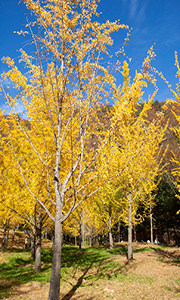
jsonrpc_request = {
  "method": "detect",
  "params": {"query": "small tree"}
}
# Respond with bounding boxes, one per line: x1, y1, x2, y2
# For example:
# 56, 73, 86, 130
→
110, 58, 167, 260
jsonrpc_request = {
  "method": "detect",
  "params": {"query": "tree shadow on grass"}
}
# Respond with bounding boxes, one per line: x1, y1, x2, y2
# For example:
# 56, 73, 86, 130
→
61, 264, 93, 300
1, 244, 155, 299
151, 247, 180, 266
0, 246, 111, 299
0, 250, 53, 299
0, 280, 20, 300
109, 245, 128, 255
152, 247, 178, 259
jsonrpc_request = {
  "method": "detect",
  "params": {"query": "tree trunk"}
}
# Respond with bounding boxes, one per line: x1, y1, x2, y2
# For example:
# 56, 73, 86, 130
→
109, 229, 114, 250
35, 222, 42, 273
1, 227, 6, 252
98, 234, 101, 246
82, 220, 85, 247
52, 233, 55, 250
159, 225, 162, 243
150, 204, 153, 244
30, 233, 35, 260
75, 233, 77, 247
6, 228, 9, 245
90, 235, 92, 247
48, 218, 63, 300
79, 221, 82, 253
167, 227, 170, 244
118, 222, 121, 243
128, 191, 133, 260
45, 231, 47, 243
12, 226, 15, 242
102, 229, 105, 245
173, 227, 177, 244
109, 218, 114, 250
134, 225, 136, 242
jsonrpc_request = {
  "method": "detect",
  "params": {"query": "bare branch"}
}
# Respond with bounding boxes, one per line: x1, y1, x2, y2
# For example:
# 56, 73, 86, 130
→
62, 154, 81, 191
40, 122, 56, 206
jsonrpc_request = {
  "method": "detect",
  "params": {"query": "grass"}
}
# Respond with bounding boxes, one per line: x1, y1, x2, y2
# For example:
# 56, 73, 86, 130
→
0, 249, 53, 283
156, 257, 165, 262
0, 244, 172, 285
0, 243, 179, 299
116, 274, 155, 283
0, 245, 132, 298
173, 255, 180, 264
0, 249, 53, 299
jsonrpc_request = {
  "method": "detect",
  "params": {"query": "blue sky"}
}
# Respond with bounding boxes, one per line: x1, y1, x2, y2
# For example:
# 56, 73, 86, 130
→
0, 0, 180, 113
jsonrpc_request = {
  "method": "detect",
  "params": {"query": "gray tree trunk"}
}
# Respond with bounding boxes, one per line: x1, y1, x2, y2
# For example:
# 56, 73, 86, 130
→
79, 221, 82, 253
45, 231, 47, 243
12, 226, 15, 242
167, 227, 170, 244
109, 229, 114, 250
128, 191, 133, 260
52, 233, 54, 250
102, 229, 105, 245
82, 220, 85, 247
90, 235, 92, 247
150, 204, 153, 244
134, 225, 136, 242
6, 228, 9, 245
1, 227, 6, 252
35, 222, 42, 273
118, 222, 121, 243
75, 231, 77, 247
48, 218, 63, 300
30, 233, 35, 260
109, 218, 114, 250
173, 227, 177, 244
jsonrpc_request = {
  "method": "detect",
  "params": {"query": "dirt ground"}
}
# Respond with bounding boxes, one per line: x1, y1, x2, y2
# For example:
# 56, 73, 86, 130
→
1, 229, 180, 300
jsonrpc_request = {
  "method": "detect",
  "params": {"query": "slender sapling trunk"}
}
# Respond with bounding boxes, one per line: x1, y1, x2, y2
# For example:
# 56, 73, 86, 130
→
128, 191, 133, 260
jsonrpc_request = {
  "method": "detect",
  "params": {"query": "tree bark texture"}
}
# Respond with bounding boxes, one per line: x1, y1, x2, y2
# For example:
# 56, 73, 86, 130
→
1, 227, 6, 252
150, 204, 153, 244
134, 225, 136, 242
30, 233, 35, 260
12, 226, 15, 242
109, 218, 114, 250
75, 226, 77, 247
167, 227, 170, 244
6, 229, 9, 245
118, 222, 121, 243
82, 221, 85, 247
48, 218, 63, 300
79, 221, 82, 253
45, 231, 47, 243
128, 192, 133, 260
35, 221, 42, 273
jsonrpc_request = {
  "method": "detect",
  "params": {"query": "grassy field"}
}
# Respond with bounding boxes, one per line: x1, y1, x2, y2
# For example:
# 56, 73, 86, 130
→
0, 230, 180, 299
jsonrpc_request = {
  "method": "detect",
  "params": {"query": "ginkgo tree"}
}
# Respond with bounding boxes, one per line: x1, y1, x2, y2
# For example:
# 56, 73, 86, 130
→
110, 57, 167, 259
0, 112, 54, 271
0, 0, 131, 299
82, 57, 166, 255
168, 52, 180, 210
94, 182, 120, 250
0, 115, 26, 251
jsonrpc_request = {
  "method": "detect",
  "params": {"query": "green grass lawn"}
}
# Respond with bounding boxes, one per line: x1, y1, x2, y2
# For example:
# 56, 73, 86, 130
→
0, 244, 177, 299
